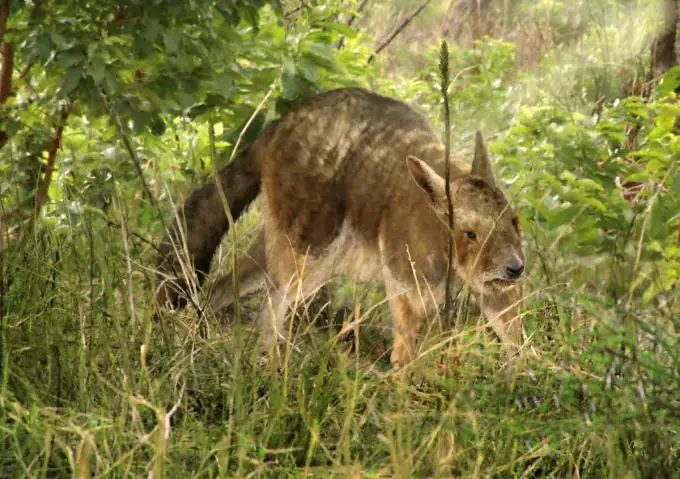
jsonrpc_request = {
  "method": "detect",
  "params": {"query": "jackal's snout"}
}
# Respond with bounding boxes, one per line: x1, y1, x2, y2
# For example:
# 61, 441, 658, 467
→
505, 254, 524, 280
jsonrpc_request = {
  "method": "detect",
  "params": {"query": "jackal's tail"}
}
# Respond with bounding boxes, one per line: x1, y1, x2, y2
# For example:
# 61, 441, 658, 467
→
155, 147, 261, 310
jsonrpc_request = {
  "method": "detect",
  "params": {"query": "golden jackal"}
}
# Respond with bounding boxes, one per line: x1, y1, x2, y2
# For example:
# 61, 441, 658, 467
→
157, 87, 525, 367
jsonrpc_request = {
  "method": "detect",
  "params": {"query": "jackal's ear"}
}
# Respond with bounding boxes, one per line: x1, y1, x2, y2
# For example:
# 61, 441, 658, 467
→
406, 155, 447, 206
471, 131, 496, 187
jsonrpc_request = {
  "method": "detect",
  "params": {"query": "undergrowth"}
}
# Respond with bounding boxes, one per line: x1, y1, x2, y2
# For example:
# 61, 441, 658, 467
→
1, 205, 678, 477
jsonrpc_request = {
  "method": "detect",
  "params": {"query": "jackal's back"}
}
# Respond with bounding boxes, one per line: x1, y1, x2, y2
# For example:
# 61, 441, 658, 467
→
256, 88, 446, 251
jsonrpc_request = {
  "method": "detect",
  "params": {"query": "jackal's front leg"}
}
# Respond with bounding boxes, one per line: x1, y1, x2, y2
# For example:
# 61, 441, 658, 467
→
481, 286, 523, 359
383, 272, 428, 368
388, 293, 425, 368
208, 229, 266, 313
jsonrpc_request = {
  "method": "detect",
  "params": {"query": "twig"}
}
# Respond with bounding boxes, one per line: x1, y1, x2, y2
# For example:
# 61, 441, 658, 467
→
115, 185, 138, 339
102, 92, 165, 230
0, 3, 13, 149
0, 42, 12, 104
440, 41, 454, 323
368, 0, 431, 63
348, 0, 369, 28
336, 0, 370, 50
284, 1, 309, 19
29, 101, 72, 230
105, 220, 161, 252
209, 82, 278, 325
0, 199, 5, 331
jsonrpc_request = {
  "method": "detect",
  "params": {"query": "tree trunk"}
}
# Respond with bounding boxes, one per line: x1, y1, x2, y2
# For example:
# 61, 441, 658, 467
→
653, 0, 679, 75
651, 0, 680, 246
0, 3, 12, 149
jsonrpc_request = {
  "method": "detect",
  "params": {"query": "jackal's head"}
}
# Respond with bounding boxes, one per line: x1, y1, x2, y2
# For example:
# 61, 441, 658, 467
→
407, 132, 525, 295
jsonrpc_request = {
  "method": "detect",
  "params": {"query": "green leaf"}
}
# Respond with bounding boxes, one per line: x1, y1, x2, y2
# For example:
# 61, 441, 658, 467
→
88, 56, 107, 85
152, 75, 178, 100
317, 21, 357, 38
211, 72, 235, 97
297, 56, 319, 82
672, 174, 680, 195
575, 178, 605, 192
656, 65, 680, 97
624, 171, 650, 184
186, 104, 210, 119
580, 196, 607, 212
56, 49, 85, 69
204, 93, 226, 107
281, 72, 305, 100
150, 116, 166, 136
143, 19, 160, 42
59, 67, 82, 95
648, 196, 674, 240
4, 118, 21, 136
547, 206, 578, 228
301, 41, 337, 71
35, 33, 53, 60
131, 110, 151, 133
164, 31, 181, 54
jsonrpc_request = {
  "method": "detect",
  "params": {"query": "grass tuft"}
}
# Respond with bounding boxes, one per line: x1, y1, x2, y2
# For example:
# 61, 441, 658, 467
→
1, 208, 679, 477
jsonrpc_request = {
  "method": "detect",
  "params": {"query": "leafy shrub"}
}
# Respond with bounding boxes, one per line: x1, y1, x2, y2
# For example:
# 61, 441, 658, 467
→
494, 68, 680, 303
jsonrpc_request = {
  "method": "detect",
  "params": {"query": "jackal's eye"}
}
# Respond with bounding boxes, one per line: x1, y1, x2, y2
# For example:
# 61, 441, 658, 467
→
465, 231, 477, 241
512, 217, 519, 230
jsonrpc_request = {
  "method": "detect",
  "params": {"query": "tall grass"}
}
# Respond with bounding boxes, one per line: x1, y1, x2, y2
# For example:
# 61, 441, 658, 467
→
1, 197, 678, 477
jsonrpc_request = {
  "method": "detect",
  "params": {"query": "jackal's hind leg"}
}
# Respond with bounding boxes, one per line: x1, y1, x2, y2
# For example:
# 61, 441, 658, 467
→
255, 221, 317, 359
258, 283, 294, 358
207, 229, 266, 314
257, 249, 339, 362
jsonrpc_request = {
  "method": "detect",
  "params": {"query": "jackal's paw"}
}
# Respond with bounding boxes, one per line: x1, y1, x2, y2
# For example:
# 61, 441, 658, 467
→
255, 352, 271, 368
257, 328, 280, 353
256, 331, 287, 367
255, 343, 284, 371
390, 343, 415, 369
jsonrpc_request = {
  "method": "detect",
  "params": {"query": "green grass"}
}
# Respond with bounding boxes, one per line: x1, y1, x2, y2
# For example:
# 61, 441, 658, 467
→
1, 207, 679, 478
1, 0, 678, 476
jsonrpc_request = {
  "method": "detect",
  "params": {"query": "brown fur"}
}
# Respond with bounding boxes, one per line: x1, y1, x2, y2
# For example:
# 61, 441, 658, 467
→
157, 87, 525, 367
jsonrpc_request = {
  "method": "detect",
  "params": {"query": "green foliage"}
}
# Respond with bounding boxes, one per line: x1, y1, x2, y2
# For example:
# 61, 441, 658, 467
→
494, 81, 679, 301
2, 0, 679, 477
376, 37, 519, 140
1, 0, 373, 232
3, 225, 679, 476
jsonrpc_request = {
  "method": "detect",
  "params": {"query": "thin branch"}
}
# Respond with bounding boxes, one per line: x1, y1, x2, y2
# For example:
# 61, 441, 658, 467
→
348, 0, 369, 28
0, 3, 9, 44
284, 1, 309, 19
115, 185, 138, 339
102, 92, 165, 230
0, 3, 12, 149
208, 82, 278, 324
105, 220, 161, 252
368, 0, 431, 63
0, 197, 5, 328
0, 42, 12, 104
29, 101, 71, 229
440, 41, 454, 322
336, 0, 370, 50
